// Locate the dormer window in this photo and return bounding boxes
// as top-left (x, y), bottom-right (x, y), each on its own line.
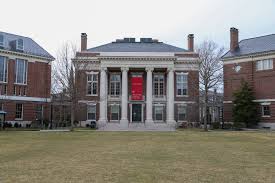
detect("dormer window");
top-left (0, 35), bottom-right (4, 47)
top-left (16, 39), bottom-right (24, 51)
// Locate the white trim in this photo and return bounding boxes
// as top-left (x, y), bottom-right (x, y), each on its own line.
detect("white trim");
top-left (260, 102), bottom-right (271, 105)
top-left (0, 49), bottom-right (54, 62)
top-left (0, 95), bottom-right (51, 102)
top-left (224, 99), bottom-right (275, 103)
top-left (223, 54), bottom-right (275, 65)
top-left (174, 101), bottom-right (196, 104)
top-left (86, 71), bottom-right (99, 75)
top-left (100, 52), bottom-right (177, 57)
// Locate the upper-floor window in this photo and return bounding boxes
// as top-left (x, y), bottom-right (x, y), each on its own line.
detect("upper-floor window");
top-left (16, 39), bottom-right (24, 51)
top-left (176, 73), bottom-right (188, 96)
top-left (0, 56), bottom-right (8, 83)
top-left (15, 59), bottom-right (27, 84)
top-left (110, 73), bottom-right (121, 97)
top-left (0, 35), bottom-right (4, 47)
top-left (153, 74), bottom-right (164, 97)
top-left (256, 59), bottom-right (273, 71)
top-left (87, 73), bottom-right (98, 95)
top-left (0, 84), bottom-right (7, 95)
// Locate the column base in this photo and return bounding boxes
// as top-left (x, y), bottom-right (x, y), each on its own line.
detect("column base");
top-left (120, 119), bottom-right (129, 128)
top-left (167, 120), bottom-right (177, 127)
top-left (97, 119), bottom-right (107, 129)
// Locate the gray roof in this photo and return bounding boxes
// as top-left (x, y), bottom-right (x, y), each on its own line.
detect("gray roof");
top-left (87, 42), bottom-right (186, 52)
top-left (0, 31), bottom-right (54, 60)
top-left (223, 34), bottom-right (275, 59)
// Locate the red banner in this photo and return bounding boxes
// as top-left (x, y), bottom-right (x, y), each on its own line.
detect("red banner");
top-left (131, 76), bottom-right (143, 100)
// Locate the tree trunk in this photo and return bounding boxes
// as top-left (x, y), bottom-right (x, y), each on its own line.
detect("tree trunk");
top-left (204, 89), bottom-right (209, 131)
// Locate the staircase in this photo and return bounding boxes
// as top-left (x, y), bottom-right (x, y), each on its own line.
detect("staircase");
top-left (97, 122), bottom-right (176, 131)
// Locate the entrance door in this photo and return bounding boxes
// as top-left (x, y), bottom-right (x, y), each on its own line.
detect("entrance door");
top-left (132, 104), bottom-right (142, 122)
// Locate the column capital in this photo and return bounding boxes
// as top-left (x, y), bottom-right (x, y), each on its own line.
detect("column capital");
top-left (121, 67), bottom-right (129, 72)
top-left (167, 67), bottom-right (174, 72)
top-left (101, 67), bottom-right (107, 71)
top-left (145, 67), bottom-right (154, 72)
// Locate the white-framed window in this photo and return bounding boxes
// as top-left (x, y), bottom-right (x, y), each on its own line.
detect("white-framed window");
top-left (0, 56), bottom-right (8, 83)
top-left (154, 104), bottom-right (164, 122)
top-left (178, 105), bottom-right (187, 121)
top-left (262, 105), bottom-right (271, 117)
top-left (110, 104), bottom-right (120, 121)
top-left (176, 73), bottom-right (188, 96)
top-left (16, 39), bottom-right (24, 51)
top-left (87, 105), bottom-right (96, 120)
top-left (0, 85), bottom-right (7, 95)
top-left (13, 86), bottom-right (16, 95)
top-left (15, 103), bottom-right (23, 120)
top-left (256, 59), bottom-right (273, 71)
top-left (87, 73), bottom-right (98, 95)
top-left (110, 73), bottom-right (121, 97)
top-left (0, 35), bottom-right (4, 47)
top-left (15, 59), bottom-right (27, 84)
top-left (35, 105), bottom-right (43, 120)
top-left (153, 74), bottom-right (164, 97)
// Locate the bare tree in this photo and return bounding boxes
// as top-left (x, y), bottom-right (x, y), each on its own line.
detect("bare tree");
top-left (52, 42), bottom-right (79, 130)
top-left (197, 41), bottom-right (224, 131)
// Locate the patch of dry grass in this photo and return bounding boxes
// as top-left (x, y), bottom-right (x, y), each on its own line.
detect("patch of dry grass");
top-left (0, 130), bottom-right (275, 183)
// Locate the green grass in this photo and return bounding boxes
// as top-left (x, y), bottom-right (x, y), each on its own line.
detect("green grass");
top-left (0, 130), bottom-right (275, 183)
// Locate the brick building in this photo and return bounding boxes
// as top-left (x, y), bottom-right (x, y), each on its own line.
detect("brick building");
top-left (0, 32), bottom-right (54, 127)
top-left (73, 34), bottom-right (199, 130)
top-left (222, 28), bottom-right (275, 129)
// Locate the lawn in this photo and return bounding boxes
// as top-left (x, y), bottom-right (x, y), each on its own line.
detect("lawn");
top-left (0, 130), bottom-right (275, 183)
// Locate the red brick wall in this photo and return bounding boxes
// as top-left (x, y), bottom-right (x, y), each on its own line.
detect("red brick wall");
top-left (223, 58), bottom-right (275, 122)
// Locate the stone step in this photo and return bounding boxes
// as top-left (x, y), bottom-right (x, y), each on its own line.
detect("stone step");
top-left (97, 122), bottom-right (176, 131)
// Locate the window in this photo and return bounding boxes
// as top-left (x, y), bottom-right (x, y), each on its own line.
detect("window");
top-left (0, 85), bottom-right (7, 95)
top-left (262, 105), bottom-right (271, 117)
top-left (16, 39), bottom-right (24, 51)
top-left (15, 103), bottom-right (23, 120)
top-left (110, 73), bottom-right (121, 97)
top-left (87, 74), bottom-right (98, 95)
top-left (256, 59), bottom-right (273, 71)
top-left (153, 74), bottom-right (164, 97)
top-left (110, 104), bottom-right (119, 121)
top-left (176, 73), bottom-right (188, 96)
top-left (87, 105), bottom-right (96, 120)
top-left (0, 34), bottom-right (3, 47)
top-left (15, 59), bottom-right (27, 84)
top-left (13, 86), bottom-right (16, 95)
top-left (0, 56), bottom-right (8, 83)
top-left (35, 105), bottom-right (43, 120)
top-left (178, 105), bottom-right (187, 121)
top-left (0, 103), bottom-right (3, 111)
top-left (154, 105), bottom-right (164, 122)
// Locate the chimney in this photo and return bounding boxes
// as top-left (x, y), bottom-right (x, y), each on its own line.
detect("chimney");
top-left (188, 34), bottom-right (194, 52)
top-left (81, 33), bottom-right (87, 51)
top-left (230, 27), bottom-right (239, 51)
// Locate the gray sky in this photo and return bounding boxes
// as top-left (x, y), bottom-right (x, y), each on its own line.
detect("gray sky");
top-left (1, 0), bottom-right (275, 56)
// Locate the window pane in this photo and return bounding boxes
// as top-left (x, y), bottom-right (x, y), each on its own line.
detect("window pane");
top-left (0, 56), bottom-right (5, 82)
top-left (155, 106), bottom-right (163, 121)
top-left (178, 105), bottom-right (186, 121)
top-left (16, 104), bottom-right (23, 119)
top-left (16, 59), bottom-right (27, 84)
top-left (87, 105), bottom-right (96, 120)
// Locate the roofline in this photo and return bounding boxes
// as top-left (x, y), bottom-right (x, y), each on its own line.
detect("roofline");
top-left (221, 50), bottom-right (275, 61)
top-left (0, 49), bottom-right (55, 61)
top-left (222, 33), bottom-right (275, 59)
top-left (0, 31), bottom-right (31, 39)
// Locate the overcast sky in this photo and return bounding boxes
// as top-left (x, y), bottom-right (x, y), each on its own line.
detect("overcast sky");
top-left (1, 0), bottom-right (275, 56)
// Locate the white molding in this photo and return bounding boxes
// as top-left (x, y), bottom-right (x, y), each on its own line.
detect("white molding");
top-left (224, 99), bottom-right (275, 103)
top-left (174, 101), bottom-right (196, 104)
top-left (86, 71), bottom-right (99, 75)
top-left (0, 50), bottom-right (54, 62)
top-left (101, 59), bottom-right (174, 68)
top-left (99, 52), bottom-right (176, 57)
top-left (0, 95), bottom-right (51, 102)
top-left (223, 54), bottom-right (275, 65)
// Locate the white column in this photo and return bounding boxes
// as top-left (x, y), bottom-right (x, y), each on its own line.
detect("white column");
top-left (167, 67), bottom-right (176, 126)
top-left (121, 67), bottom-right (129, 127)
top-left (145, 67), bottom-right (154, 124)
top-left (98, 67), bottom-right (107, 127)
